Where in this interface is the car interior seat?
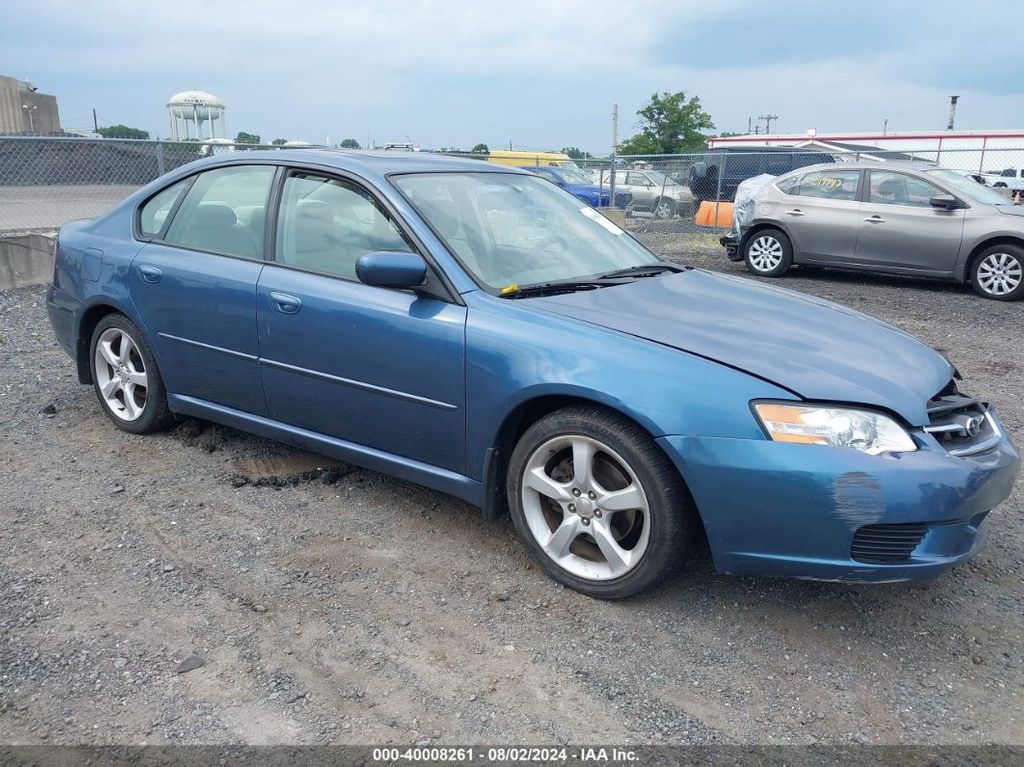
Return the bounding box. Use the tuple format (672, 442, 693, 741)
(179, 203, 260, 259)
(877, 178, 907, 203)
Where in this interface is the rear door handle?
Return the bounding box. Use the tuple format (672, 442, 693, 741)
(785, 209, 805, 217)
(269, 291, 302, 314)
(864, 215, 886, 223)
(138, 264, 162, 283)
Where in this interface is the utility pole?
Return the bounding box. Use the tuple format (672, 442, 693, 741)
(883, 118, 888, 135)
(747, 116, 753, 134)
(93, 108, 99, 132)
(758, 114, 779, 134)
(947, 96, 959, 130)
(609, 103, 618, 209)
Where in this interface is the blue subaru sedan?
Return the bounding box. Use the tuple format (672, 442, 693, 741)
(46, 151, 1019, 598)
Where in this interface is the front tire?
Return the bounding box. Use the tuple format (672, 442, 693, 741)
(744, 228, 793, 277)
(507, 405, 698, 599)
(90, 314, 175, 434)
(971, 245, 1024, 300)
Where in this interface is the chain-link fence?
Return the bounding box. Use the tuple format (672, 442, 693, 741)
(3, 137, 1023, 241)
(0, 137, 296, 235)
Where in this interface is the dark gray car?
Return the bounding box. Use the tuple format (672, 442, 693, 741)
(734, 161, 1024, 300)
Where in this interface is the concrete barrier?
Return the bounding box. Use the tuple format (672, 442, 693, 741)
(0, 234, 55, 290)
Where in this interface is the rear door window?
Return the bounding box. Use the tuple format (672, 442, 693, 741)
(163, 166, 276, 259)
(795, 169, 861, 201)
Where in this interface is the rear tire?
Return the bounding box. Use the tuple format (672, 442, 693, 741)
(744, 228, 793, 277)
(970, 244, 1024, 300)
(507, 405, 698, 599)
(652, 197, 676, 219)
(90, 314, 175, 434)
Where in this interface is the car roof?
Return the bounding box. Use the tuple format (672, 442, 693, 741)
(192, 149, 529, 177)
(705, 146, 828, 153)
(778, 159, 939, 176)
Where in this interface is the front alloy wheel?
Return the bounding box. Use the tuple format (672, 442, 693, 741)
(521, 435, 651, 581)
(972, 248, 1024, 300)
(508, 405, 697, 599)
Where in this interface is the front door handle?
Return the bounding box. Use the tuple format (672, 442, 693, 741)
(864, 215, 886, 223)
(269, 291, 302, 314)
(785, 209, 805, 217)
(138, 264, 162, 283)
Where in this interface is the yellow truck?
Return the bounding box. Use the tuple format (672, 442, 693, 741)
(485, 150, 578, 169)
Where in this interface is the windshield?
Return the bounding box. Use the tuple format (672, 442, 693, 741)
(645, 171, 673, 187)
(926, 169, 1013, 206)
(393, 172, 658, 291)
(555, 168, 593, 186)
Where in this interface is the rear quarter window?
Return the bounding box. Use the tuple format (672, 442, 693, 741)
(139, 180, 189, 237)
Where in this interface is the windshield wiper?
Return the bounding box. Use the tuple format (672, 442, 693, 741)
(597, 263, 685, 279)
(501, 280, 620, 298)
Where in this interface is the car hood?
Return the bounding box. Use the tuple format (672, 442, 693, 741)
(995, 205, 1024, 218)
(531, 270, 952, 426)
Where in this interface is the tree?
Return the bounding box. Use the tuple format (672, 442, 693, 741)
(235, 131, 261, 145)
(339, 138, 361, 149)
(471, 143, 489, 153)
(617, 91, 715, 155)
(561, 146, 591, 160)
(271, 138, 288, 145)
(96, 124, 150, 140)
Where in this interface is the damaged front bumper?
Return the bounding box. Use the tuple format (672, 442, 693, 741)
(657, 425, 1019, 583)
(719, 235, 742, 262)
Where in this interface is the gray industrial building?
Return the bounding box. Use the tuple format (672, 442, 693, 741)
(0, 75, 61, 134)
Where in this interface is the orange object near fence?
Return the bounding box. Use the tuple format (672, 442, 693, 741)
(694, 201, 734, 228)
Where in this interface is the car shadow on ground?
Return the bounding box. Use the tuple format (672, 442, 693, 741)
(188, 417, 939, 624)
(785, 265, 972, 296)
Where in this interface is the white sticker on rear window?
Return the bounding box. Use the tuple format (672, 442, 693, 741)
(580, 206, 624, 235)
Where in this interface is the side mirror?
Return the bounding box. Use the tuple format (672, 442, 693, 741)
(930, 194, 961, 210)
(356, 252, 428, 290)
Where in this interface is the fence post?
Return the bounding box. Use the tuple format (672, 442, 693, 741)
(658, 162, 668, 218)
(714, 153, 726, 230)
(156, 142, 165, 177)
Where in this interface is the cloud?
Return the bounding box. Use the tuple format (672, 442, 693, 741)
(2, 0, 1022, 150)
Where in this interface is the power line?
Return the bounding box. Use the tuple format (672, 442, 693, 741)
(758, 114, 779, 134)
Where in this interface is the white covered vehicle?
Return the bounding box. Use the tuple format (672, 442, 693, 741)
(720, 173, 776, 261)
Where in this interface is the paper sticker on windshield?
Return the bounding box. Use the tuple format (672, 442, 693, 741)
(580, 206, 624, 235)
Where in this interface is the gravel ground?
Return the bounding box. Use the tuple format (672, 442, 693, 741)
(0, 235, 1021, 747)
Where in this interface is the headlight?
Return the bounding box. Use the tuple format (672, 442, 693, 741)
(753, 403, 917, 455)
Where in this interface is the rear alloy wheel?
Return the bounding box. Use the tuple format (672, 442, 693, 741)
(508, 405, 697, 599)
(653, 197, 676, 219)
(971, 246, 1024, 300)
(90, 314, 175, 433)
(744, 228, 793, 277)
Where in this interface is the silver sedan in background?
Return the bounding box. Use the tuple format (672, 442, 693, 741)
(733, 161, 1024, 300)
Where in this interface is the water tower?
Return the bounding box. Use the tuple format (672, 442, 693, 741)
(166, 90, 226, 140)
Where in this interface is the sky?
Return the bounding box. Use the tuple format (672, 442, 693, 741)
(2, 0, 1023, 152)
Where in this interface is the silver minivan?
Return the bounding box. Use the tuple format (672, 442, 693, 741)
(732, 161, 1024, 300)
